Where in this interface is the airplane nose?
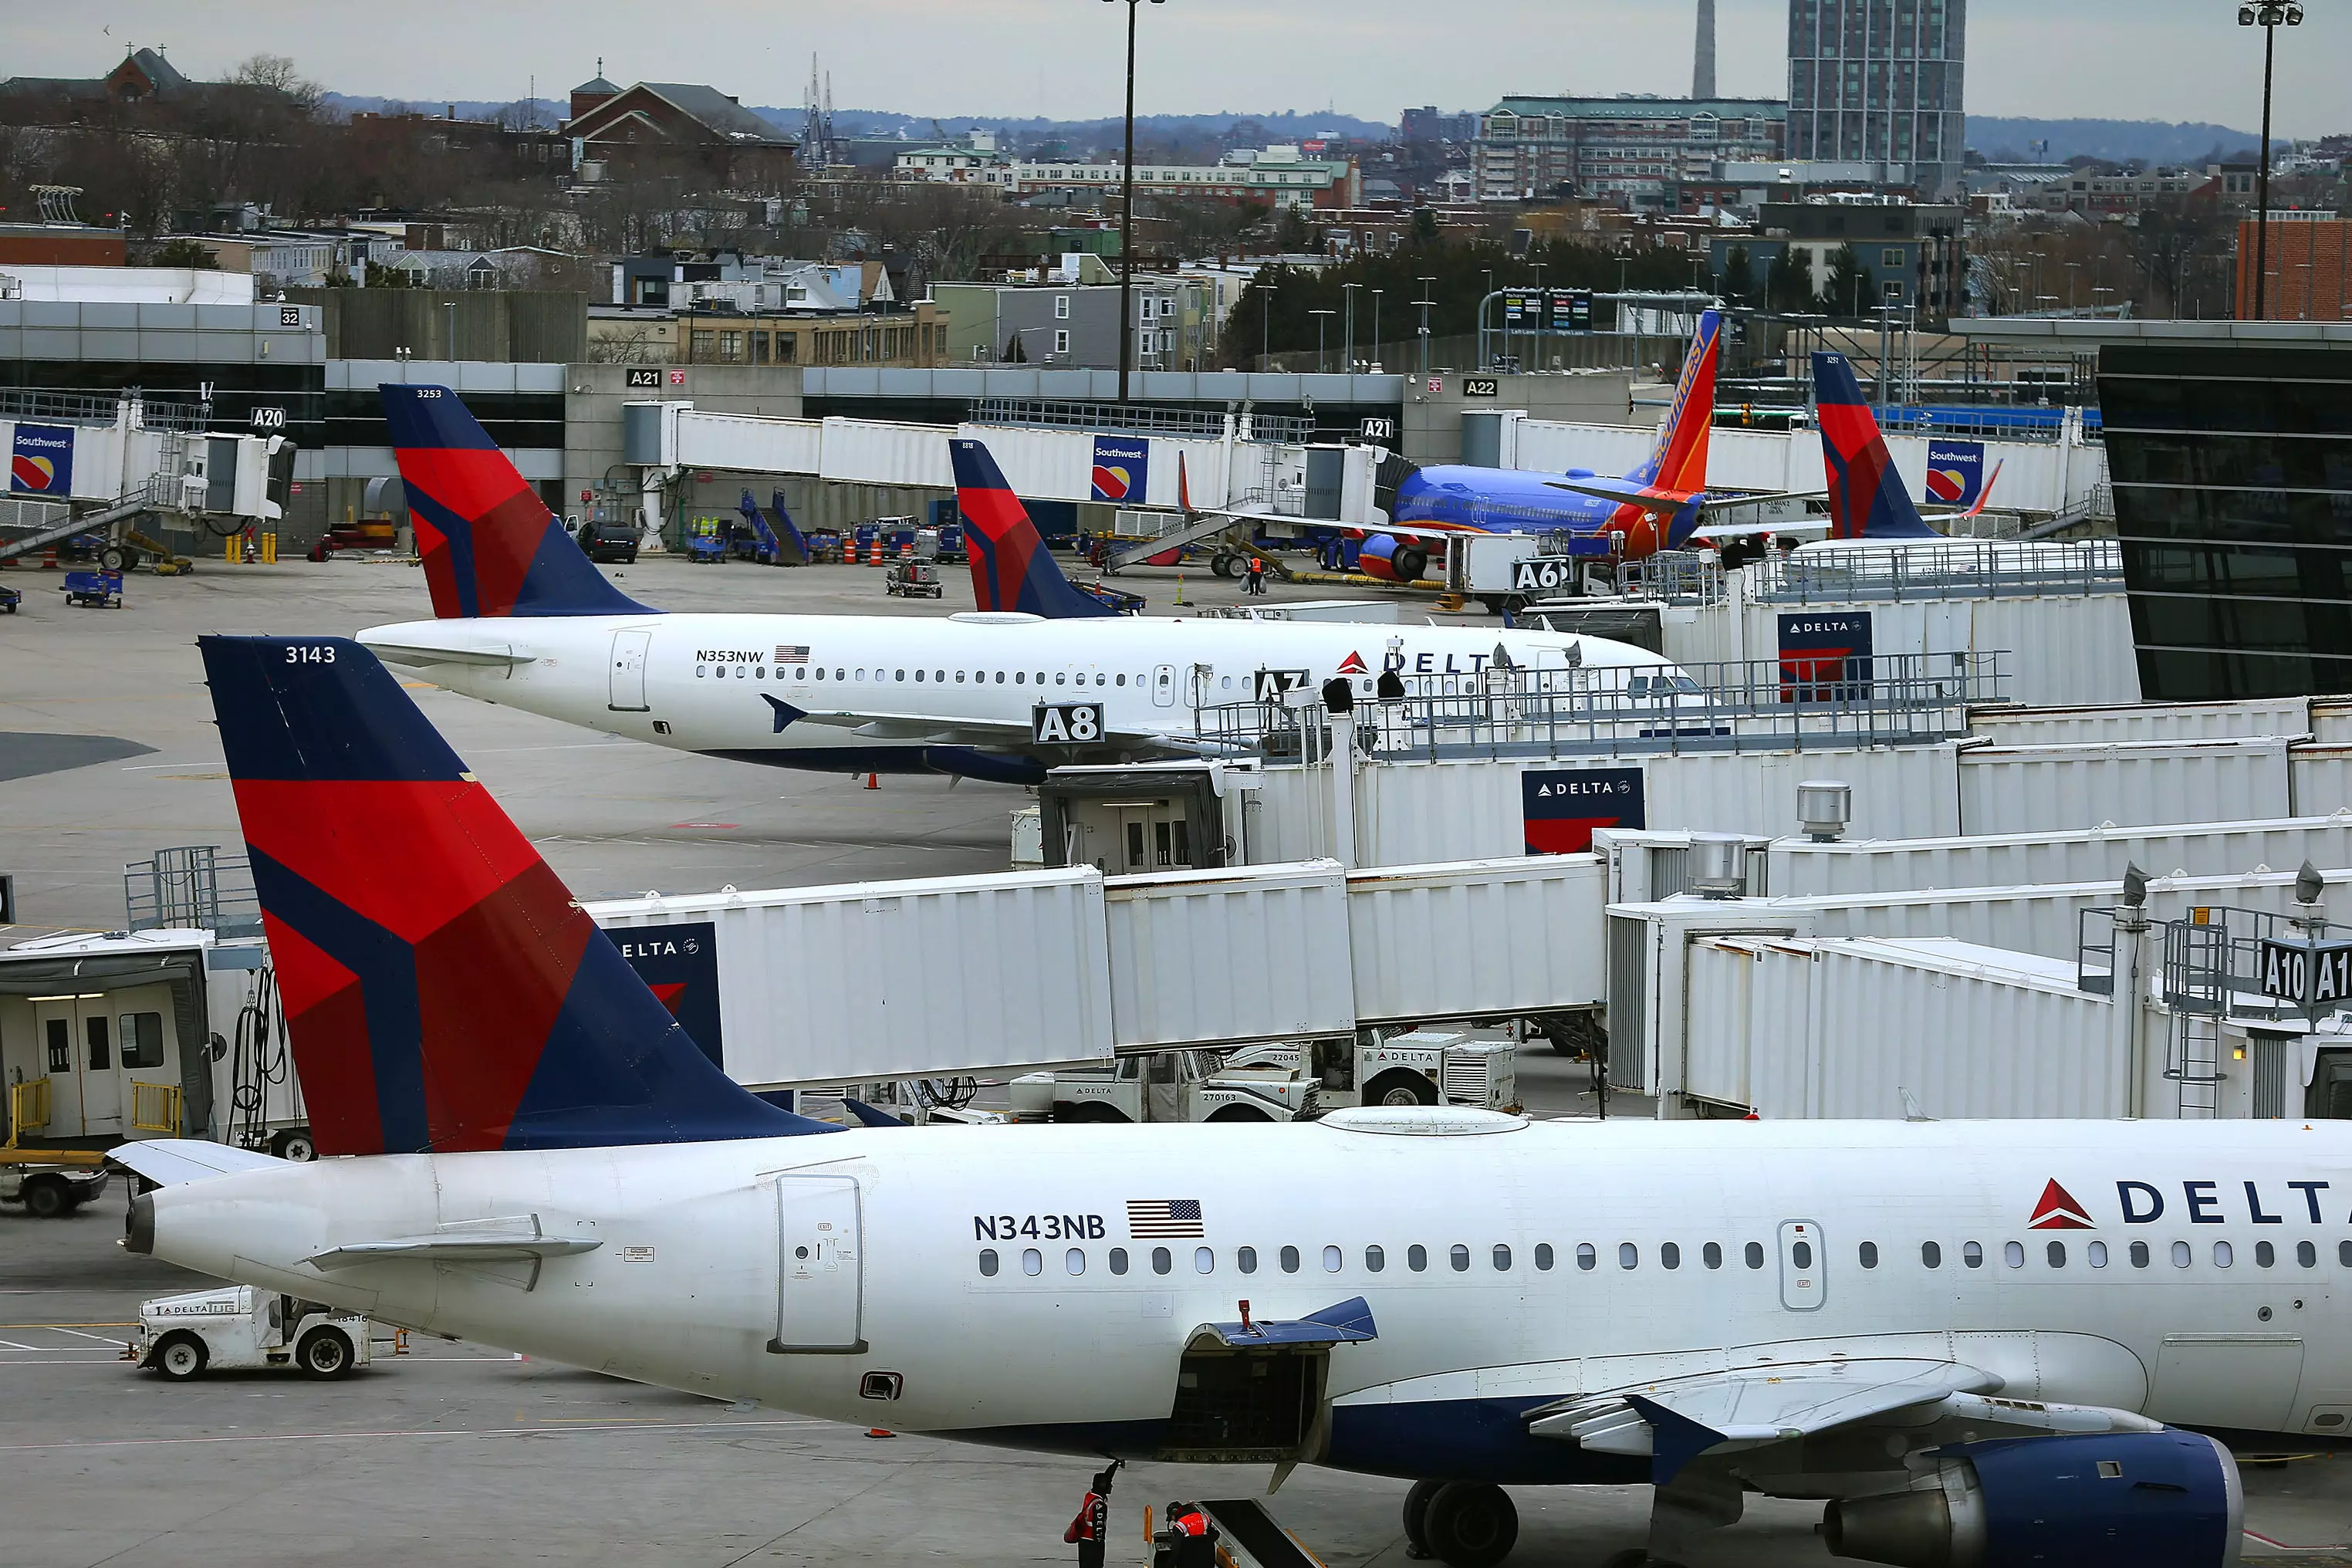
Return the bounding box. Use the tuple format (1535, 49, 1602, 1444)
(126, 1191, 154, 1255)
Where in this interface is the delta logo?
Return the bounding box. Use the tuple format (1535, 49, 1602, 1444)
(2029, 1178, 2095, 1231)
(1337, 651, 1368, 675)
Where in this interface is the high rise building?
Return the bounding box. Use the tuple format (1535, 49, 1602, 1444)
(1694, 0, 1718, 100)
(1786, 0, 1966, 197)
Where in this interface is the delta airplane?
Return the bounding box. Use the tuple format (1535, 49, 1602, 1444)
(1797, 350, 2006, 551)
(120, 634, 2350, 1568)
(355, 386, 1681, 786)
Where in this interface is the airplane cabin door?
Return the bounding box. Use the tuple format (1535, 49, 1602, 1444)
(32, 1002, 86, 1136)
(1152, 664, 1177, 708)
(608, 629, 652, 712)
(770, 1174, 866, 1354)
(1778, 1219, 1824, 1311)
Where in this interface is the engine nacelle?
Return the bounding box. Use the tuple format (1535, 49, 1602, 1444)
(1358, 534, 1428, 584)
(1823, 1430, 2243, 1568)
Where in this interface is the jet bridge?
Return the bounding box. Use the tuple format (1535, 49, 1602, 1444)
(0, 390, 292, 568)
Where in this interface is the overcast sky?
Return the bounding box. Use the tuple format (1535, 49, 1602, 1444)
(7, 0, 2343, 134)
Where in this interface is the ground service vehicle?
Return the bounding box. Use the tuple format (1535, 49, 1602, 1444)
(1009, 1049, 1318, 1123)
(1228, 1029, 1519, 1112)
(129, 1285, 386, 1380)
(0, 1162, 110, 1217)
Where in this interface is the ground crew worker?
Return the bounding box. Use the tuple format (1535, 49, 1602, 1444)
(1168, 1501, 1218, 1568)
(1066, 1467, 1117, 1568)
(1245, 556, 1267, 596)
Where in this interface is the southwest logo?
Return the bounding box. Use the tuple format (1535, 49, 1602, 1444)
(10, 455, 56, 491)
(1091, 464, 1137, 502)
(1924, 468, 1969, 504)
(1337, 651, 1368, 675)
(2029, 1178, 2094, 1230)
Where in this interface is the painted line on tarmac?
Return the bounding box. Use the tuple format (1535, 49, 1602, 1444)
(0, 1416, 827, 1452)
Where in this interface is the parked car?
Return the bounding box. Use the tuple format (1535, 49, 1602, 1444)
(0, 1163, 110, 1218)
(581, 519, 640, 563)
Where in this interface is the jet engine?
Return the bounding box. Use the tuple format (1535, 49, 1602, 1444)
(1358, 534, 1429, 585)
(1823, 1430, 2242, 1568)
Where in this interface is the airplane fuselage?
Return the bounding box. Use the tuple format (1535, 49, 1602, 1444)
(359, 611, 1677, 783)
(140, 1117, 2352, 1482)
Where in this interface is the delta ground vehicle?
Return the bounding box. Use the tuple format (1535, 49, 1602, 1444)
(1008, 1049, 1319, 1123)
(0, 1162, 110, 1217)
(127, 1285, 387, 1380)
(884, 558, 944, 599)
(1228, 1028, 1519, 1112)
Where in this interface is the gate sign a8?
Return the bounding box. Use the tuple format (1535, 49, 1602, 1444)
(1033, 702, 1104, 744)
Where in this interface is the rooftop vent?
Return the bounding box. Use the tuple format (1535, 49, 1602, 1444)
(1796, 779, 1851, 843)
(1691, 833, 1745, 899)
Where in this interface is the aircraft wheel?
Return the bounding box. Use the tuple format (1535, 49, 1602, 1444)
(296, 1326, 355, 1379)
(154, 1333, 208, 1380)
(1365, 1070, 1440, 1107)
(1402, 1479, 1445, 1559)
(1424, 1482, 1517, 1568)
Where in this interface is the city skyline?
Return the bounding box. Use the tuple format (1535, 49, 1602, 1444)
(4, 0, 2344, 137)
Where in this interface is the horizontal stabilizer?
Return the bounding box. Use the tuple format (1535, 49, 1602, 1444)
(107, 1138, 282, 1187)
(360, 640, 536, 670)
(308, 1213, 601, 1269)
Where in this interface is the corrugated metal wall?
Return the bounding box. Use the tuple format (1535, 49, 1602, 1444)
(1348, 856, 1610, 1021)
(1968, 698, 2312, 746)
(1103, 863, 1355, 1047)
(1958, 739, 2292, 835)
(1772, 817, 2352, 900)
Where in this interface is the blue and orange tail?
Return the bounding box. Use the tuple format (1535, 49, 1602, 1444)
(1813, 352, 1940, 542)
(198, 635, 827, 1155)
(950, 438, 1116, 618)
(381, 385, 655, 619)
(1627, 309, 1722, 492)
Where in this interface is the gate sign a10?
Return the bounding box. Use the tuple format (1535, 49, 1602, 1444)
(1522, 767, 1645, 856)
(2256, 938, 2352, 1011)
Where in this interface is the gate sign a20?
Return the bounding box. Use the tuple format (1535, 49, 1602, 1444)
(1033, 702, 1104, 744)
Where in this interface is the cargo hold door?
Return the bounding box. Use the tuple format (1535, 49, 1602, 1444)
(769, 1174, 865, 1354)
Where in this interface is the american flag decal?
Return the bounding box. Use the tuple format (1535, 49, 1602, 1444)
(775, 645, 810, 664)
(1127, 1198, 1205, 1239)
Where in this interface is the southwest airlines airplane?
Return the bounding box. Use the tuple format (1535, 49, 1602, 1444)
(119, 634, 2352, 1568)
(357, 387, 1680, 786)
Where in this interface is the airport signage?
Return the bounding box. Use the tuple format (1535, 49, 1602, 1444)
(1510, 557, 1575, 594)
(8, 423, 74, 495)
(625, 367, 663, 389)
(1359, 416, 1397, 441)
(1778, 610, 1873, 702)
(611, 920, 724, 1068)
(1462, 377, 1500, 398)
(1925, 439, 1987, 508)
(1522, 766, 1645, 856)
(1090, 435, 1149, 503)
(1252, 668, 1311, 702)
(1033, 702, 1104, 744)
(2256, 938, 2352, 1009)
(248, 407, 287, 430)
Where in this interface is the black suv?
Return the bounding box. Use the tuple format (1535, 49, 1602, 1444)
(580, 519, 640, 564)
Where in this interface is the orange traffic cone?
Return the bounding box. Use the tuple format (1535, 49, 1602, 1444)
(863, 772, 880, 789)
(865, 1428, 896, 1439)
(41, 544, 58, 569)
(898, 538, 913, 559)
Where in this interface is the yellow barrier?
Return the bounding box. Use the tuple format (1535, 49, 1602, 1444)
(130, 1081, 181, 1135)
(8, 1077, 50, 1139)
(261, 529, 277, 564)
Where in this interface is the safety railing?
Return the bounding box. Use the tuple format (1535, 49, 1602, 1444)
(8, 1078, 51, 1140)
(1751, 539, 2123, 603)
(1195, 649, 2002, 764)
(0, 387, 209, 432)
(969, 397, 1314, 444)
(124, 845, 263, 938)
(2158, 904, 2352, 1022)
(130, 1081, 182, 1135)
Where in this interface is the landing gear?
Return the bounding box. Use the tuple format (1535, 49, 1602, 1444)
(1421, 1482, 1517, 1568)
(1401, 1479, 1445, 1559)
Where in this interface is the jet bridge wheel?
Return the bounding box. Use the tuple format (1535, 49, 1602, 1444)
(1423, 1482, 1517, 1568)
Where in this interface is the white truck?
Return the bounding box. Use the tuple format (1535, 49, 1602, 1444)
(1008, 1049, 1320, 1124)
(0, 1161, 111, 1218)
(1228, 1028, 1520, 1113)
(127, 1285, 392, 1381)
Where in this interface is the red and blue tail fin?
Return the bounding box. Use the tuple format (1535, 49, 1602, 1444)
(199, 634, 829, 1155)
(1813, 351, 1940, 542)
(381, 384, 656, 619)
(950, 438, 1116, 618)
(1627, 308, 1722, 492)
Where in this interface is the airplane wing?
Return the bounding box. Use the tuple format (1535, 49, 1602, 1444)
(1685, 517, 1833, 542)
(1543, 478, 1832, 516)
(1527, 1357, 2160, 1483)
(786, 708, 1242, 755)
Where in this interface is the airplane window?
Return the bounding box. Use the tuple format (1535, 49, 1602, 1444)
(2003, 1242, 2024, 1269)
(2172, 1241, 2193, 1268)
(1576, 1244, 1597, 1271)
(1323, 1245, 1341, 1272)
(2213, 1241, 2234, 1269)
(914, 670, 924, 682)
(1096, 674, 1107, 686)
(1056, 674, 1066, 685)
(1110, 1248, 1129, 1276)
(2256, 1241, 2276, 1269)
(836, 669, 845, 681)
(1449, 1245, 1470, 1272)
(1790, 1242, 1812, 1270)
(1619, 1243, 1639, 1270)
(857, 669, 867, 681)
(2130, 1241, 2151, 1268)
(995, 672, 1005, 684)
(1195, 1248, 1214, 1274)
(955, 671, 965, 683)
(978, 1249, 999, 1276)
(816, 668, 825, 680)
(1962, 1242, 1983, 1269)
(2088, 1241, 2108, 1268)
(756, 667, 766, 680)
(2046, 1241, 2066, 1269)
(1408, 1245, 1427, 1272)
(1015, 672, 1026, 684)
(1857, 1242, 1877, 1269)
(1534, 1244, 1554, 1271)
(1238, 1246, 1257, 1274)
(2342, 1240, 2352, 1267)
(896, 670, 905, 681)
(1745, 1242, 1765, 1270)
(1066, 1249, 1085, 1275)
(795, 668, 806, 681)
(1492, 1245, 1512, 1271)
(1280, 1246, 1300, 1273)
(937, 671, 945, 682)
(1021, 1249, 1043, 1276)
(2299, 1241, 2317, 1268)
(1660, 1242, 1681, 1271)
(695, 667, 707, 679)
(735, 667, 746, 679)
(1117, 674, 1127, 686)
(1222, 677, 1232, 689)
(1152, 1247, 1172, 1275)
(1366, 1245, 1385, 1272)
(1036, 672, 1046, 684)
(1695, 1242, 1718, 1270)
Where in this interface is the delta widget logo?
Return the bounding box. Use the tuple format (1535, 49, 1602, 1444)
(2029, 1178, 2094, 1230)
(1337, 651, 1369, 675)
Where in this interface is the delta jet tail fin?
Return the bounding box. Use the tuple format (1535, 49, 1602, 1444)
(1627, 308, 1722, 493)
(949, 438, 1117, 618)
(381, 384, 657, 619)
(1813, 352, 1941, 542)
(197, 634, 831, 1155)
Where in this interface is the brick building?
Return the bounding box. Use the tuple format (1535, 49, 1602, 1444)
(2237, 215, 2351, 321)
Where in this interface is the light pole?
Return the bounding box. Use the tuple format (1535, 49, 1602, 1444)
(1309, 308, 1335, 372)
(1370, 289, 1383, 369)
(1260, 281, 1271, 368)
(2238, 2, 2301, 319)
(1418, 275, 1438, 374)
(1104, 0, 1165, 400)
(1341, 281, 1360, 371)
